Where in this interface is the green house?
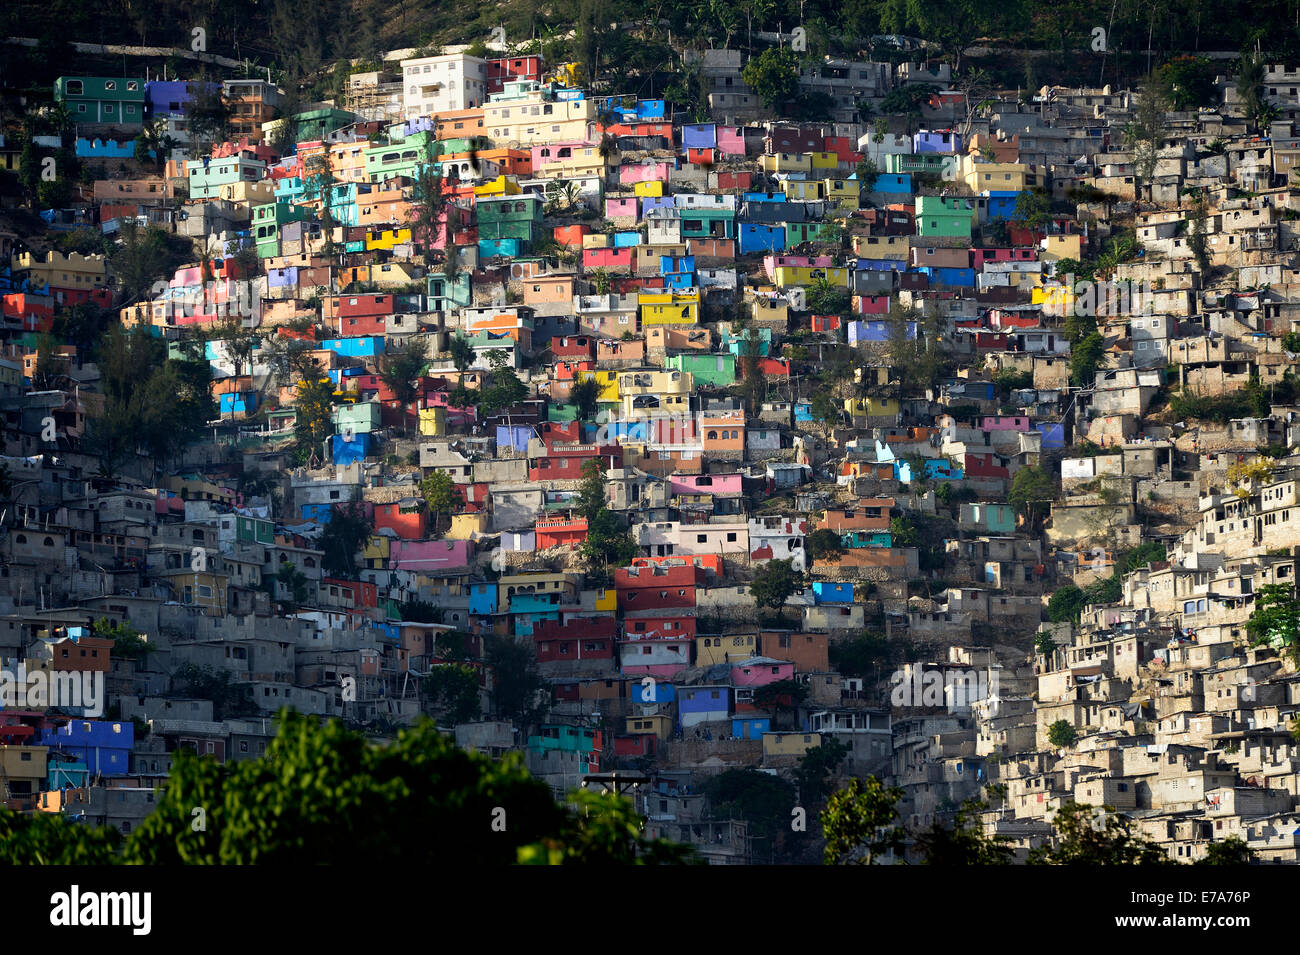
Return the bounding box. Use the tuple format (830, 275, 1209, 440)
(884, 153, 949, 176)
(427, 270, 472, 311)
(54, 77, 147, 127)
(915, 196, 975, 239)
(293, 107, 357, 142)
(665, 353, 736, 387)
(235, 515, 276, 545)
(784, 221, 840, 245)
(252, 201, 314, 258)
(333, 402, 382, 434)
(365, 131, 438, 182)
(680, 207, 735, 240)
(476, 194, 543, 244)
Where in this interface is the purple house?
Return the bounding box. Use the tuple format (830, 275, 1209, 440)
(389, 539, 472, 573)
(914, 130, 961, 153)
(145, 80, 220, 117)
(682, 124, 717, 150)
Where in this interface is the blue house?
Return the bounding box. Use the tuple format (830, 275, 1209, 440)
(37, 721, 134, 777)
(469, 583, 498, 616)
(731, 717, 770, 739)
(738, 224, 785, 255)
(1036, 422, 1066, 449)
(896, 458, 964, 483)
(320, 337, 385, 357)
(681, 124, 717, 150)
(812, 582, 854, 603)
(983, 190, 1021, 221)
(679, 686, 730, 727)
(332, 432, 371, 464)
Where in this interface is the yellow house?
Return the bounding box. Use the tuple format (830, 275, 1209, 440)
(582, 232, 612, 249)
(773, 266, 849, 289)
(161, 475, 234, 505)
(1041, 234, 1084, 262)
(590, 587, 617, 612)
(12, 251, 107, 290)
(474, 175, 522, 198)
(763, 732, 822, 758)
(697, 632, 757, 666)
(852, 234, 909, 259)
(363, 534, 390, 569)
(825, 179, 861, 210)
(365, 227, 412, 251)
(625, 714, 674, 740)
(960, 154, 1034, 193)
(807, 151, 840, 171)
(447, 512, 489, 539)
(633, 179, 664, 198)
(761, 153, 812, 175)
(845, 396, 900, 418)
(419, 406, 448, 436)
(578, 370, 620, 403)
(1032, 281, 1076, 317)
(780, 179, 827, 201)
(484, 95, 594, 147)
(161, 568, 227, 613)
(639, 289, 699, 326)
(370, 261, 423, 287)
(751, 294, 789, 324)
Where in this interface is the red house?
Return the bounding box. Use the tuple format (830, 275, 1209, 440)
(532, 616, 617, 664)
(373, 501, 429, 540)
(615, 564, 702, 611)
(323, 578, 379, 609)
(535, 515, 588, 549)
(528, 444, 622, 482)
(486, 55, 542, 95)
(551, 335, 595, 361)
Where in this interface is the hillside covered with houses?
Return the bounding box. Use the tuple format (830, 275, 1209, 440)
(2, 14, 1300, 866)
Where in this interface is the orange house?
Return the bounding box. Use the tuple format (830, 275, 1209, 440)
(818, 499, 893, 533)
(700, 411, 746, 455)
(373, 501, 428, 540)
(435, 109, 487, 140)
(535, 516, 589, 549)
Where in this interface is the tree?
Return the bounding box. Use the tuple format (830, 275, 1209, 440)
(576, 459, 608, 520)
(570, 377, 600, 422)
(423, 664, 482, 725)
(293, 371, 336, 464)
(318, 502, 373, 579)
(1197, 836, 1257, 865)
(741, 47, 800, 111)
(751, 558, 803, 621)
(186, 77, 231, 155)
(751, 678, 808, 730)
(1246, 584, 1300, 663)
(1069, 332, 1106, 387)
(915, 794, 1015, 864)
(1047, 586, 1085, 623)
(95, 618, 154, 663)
(1030, 803, 1174, 865)
(448, 333, 474, 372)
(829, 631, 898, 679)
(805, 528, 845, 565)
(275, 561, 310, 609)
(822, 776, 906, 864)
(1187, 190, 1211, 275)
(702, 769, 798, 859)
(408, 135, 446, 268)
(123, 711, 590, 864)
(878, 84, 935, 137)
(379, 337, 429, 413)
(172, 664, 254, 722)
(111, 220, 169, 304)
(1237, 52, 1278, 134)
(479, 363, 529, 416)
(881, 0, 1023, 72)
(1156, 56, 1218, 110)
(1011, 187, 1050, 230)
(1124, 77, 1168, 201)
(210, 316, 257, 378)
(1034, 631, 1059, 659)
(794, 738, 849, 805)
(485, 635, 548, 726)
(1008, 465, 1057, 529)
(420, 470, 460, 534)
(580, 508, 639, 577)
(519, 789, 699, 865)
(1047, 719, 1078, 748)
(0, 807, 122, 864)
(807, 276, 850, 314)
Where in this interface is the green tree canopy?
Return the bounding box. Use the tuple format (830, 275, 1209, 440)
(741, 47, 800, 111)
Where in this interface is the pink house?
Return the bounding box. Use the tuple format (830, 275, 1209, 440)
(668, 473, 742, 496)
(730, 658, 796, 687)
(389, 539, 472, 573)
(854, 294, 890, 315)
(619, 162, 671, 185)
(980, 415, 1030, 432)
(717, 126, 746, 156)
(605, 197, 638, 218)
(762, 254, 833, 282)
(970, 247, 1037, 268)
(583, 247, 636, 272)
